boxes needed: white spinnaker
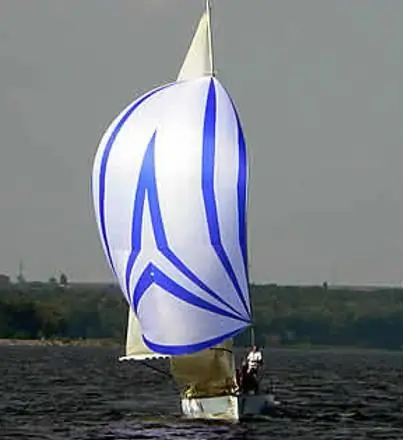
[106,5,215,361]
[92,77,250,355]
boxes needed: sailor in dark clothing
[237,359,259,394]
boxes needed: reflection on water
[0,346,402,439]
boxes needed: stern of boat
[238,392,279,418]
[181,394,239,421]
[181,392,280,421]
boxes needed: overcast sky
[1,0,402,285]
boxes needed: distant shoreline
[0,338,401,353]
[0,338,121,347]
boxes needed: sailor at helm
[246,345,263,375]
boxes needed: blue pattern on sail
[202,80,250,316]
[124,123,250,354]
[97,83,174,277]
[143,327,245,355]
[125,130,248,323]
[234,105,249,284]
[93,77,251,355]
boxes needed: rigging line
[140,360,183,395]
[209,347,233,355]
[141,360,173,379]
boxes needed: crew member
[246,345,263,376]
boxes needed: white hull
[181,393,279,421]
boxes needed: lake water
[0,346,402,439]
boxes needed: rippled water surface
[0,346,402,439]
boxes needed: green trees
[247,284,403,349]
[0,284,126,341]
[0,282,402,349]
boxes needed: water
[0,346,402,439]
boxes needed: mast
[250,325,256,346]
[17,258,26,284]
[249,262,255,346]
[206,0,215,76]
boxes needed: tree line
[0,282,402,350]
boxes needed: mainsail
[92,1,250,396]
[120,307,168,361]
[177,2,214,80]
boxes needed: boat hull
[181,393,278,421]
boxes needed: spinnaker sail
[92,1,250,365]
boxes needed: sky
[0,0,402,286]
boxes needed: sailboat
[92,1,277,421]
